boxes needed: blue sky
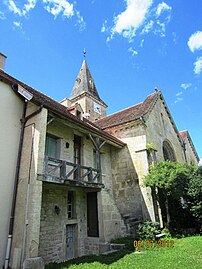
[0,0,202,163]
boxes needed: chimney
[0,52,7,71]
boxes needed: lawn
[46,236,202,269]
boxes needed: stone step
[99,242,111,253]
[102,249,119,255]
[110,243,125,251]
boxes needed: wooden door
[87,192,99,237]
[66,225,75,260]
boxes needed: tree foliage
[144,161,202,230]
[187,166,202,225]
[144,160,196,199]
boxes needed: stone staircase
[122,214,142,236]
[99,242,125,255]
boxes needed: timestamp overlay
[134,240,174,250]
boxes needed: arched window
[162,141,176,161]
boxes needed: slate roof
[0,69,125,147]
[70,60,104,103]
[95,91,159,129]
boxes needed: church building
[0,53,199,269]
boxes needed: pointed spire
[70,60,101,100]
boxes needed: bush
[137,221,161,240]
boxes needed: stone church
[0,53,199,268]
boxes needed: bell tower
[68,60,107,122]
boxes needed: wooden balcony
[37,156,104,189]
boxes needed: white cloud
[128,47,138,56]
[176,91,183,96]
[75,10,86,32]
[6,0,22,16]
[141,20,154,34]
[194,56,202,75]
[0,10,6,20]
[156,1,172,17]
[103,0,172,42]
[101,20,108,33]
[4,0,85,31]
[199,158,202,166]
[111,0,153,41]
[42,0,74,18]
[140,39,144,47]
[5,0,36,16]
[188,31,202,53]
[23,0,37,14]
[155,20,166,37]
[13,21,22,28]
[174,97,183,104]
[180,83,192,90]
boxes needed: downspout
[4,85,43,269]
[4,100,27,269]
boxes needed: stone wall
[146,97,185,163]
[105,121,156,223]
[10,103,47,268]
[39,119,127,263]
[39,183,87,263]
[184,136,199,165]
[70,94,107,121]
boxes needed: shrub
[137,221,161,240]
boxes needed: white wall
[0,81,24,268]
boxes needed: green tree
[187,166,202,230]
[144,161,197,226]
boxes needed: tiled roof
[95,91,159,129]
[179,130,199,161]
[179,130,188,141]
[0,69,125,147]
[67,103,80,112]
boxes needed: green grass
[46,236,202,269]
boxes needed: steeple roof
[70,60,101,101]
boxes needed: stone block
[23,257,44,269]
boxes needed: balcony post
[77,164,81,181]
[61,160,66,179]
[44,155,48,176]
[88,168,93,182]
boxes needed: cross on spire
[83,48,86,58]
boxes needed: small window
[67,192,75,219]
[45,135,58,158]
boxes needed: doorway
[87,192,99,237]
[66,224,75,260]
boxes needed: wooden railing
[44,156,102,185]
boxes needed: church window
[162,141,176,161]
